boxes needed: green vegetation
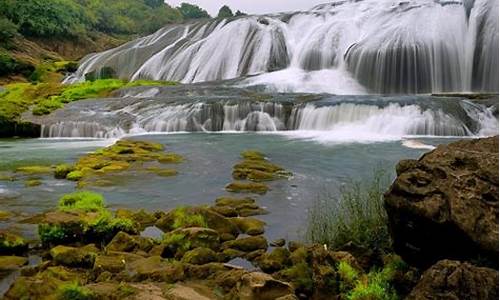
[177,3,210,19]
[0,0,182,38]
[57,282,94,300]
[217,5,234,18]
[306,171,391,251]
[171,207,207,229]
[347,261,401,300]
[58,191,105,212]
[0,51,34,77]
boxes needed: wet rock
[156,206,239,236]
[0,256,28,271]
[185,262,227,279]
[0,231,27,255]
[106,231,153,253]
[181,247,219,265]
[87,282,164,299]
[162,227,220,258]
[384,136,499,268]
[256,247,291,273]
[225,181,269,194]
[127,256,185,282]
[236,272,295,300]
[54,164,75,179]
[4,266,85,299]
[230,217,266,235]
[50,244,98,268]
[271,238,286,247]
[165,283,219,300]
[93,255,126,275]
[24,178,42,187]
[116,208,157,228]
[223,235,268,252]
[407,260,499,300]
[215,196,256,207]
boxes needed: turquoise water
[0,133,453,241]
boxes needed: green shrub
[177,3,210,19]
[58,191,105,212]
[0,52,34,77]
[217,5,233,18]
[306,170,391,251]
[57,282,94,300]
[0,16,18,47]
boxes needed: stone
[223,236,268,252]
[106,231,153,253]
[230,217,266,235]
[50,245,98,268]
[271,238,286,247]
[127,256,185,282]
[237,272,295,300]
[225,181,269,194]
[0,256,28,271]
[181,247,219,265]
[93,255,126,274]
[407,260,498,300]
[165,283,218,300]
[162,227,221,258]
[384,136,499,268]
[256,247,291,273]
[0,231,27,255]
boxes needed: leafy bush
[0,16,18,47]
[217,5,234,18]
[0,52,34,77]
[306,170,391,251]
[178,3,210,19]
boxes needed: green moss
[25,178,42,187]
[225,181,269,194]
[55,164,75,179]
[58,191,105,212]
[338,261,359,292]
[281,262,314,292]
[116,283,138,297]
[147,167,178,177]
[66,170,84,181]
[57,282,94,300]
[241,150,265,160]
[0,231,27,254]
[171,207,207,229]
[163,232,191,254]
[16,165,53,174]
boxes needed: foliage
[217,5,234,18]
[0,16,18,47]
[305,170,391,251]
[0,51,34,77]
[58,191,105,212]
[235,10,247,16]
[0,0,183,38]
[178,3,210,19]
[57,282,94,300]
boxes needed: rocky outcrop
[384,136,499,268]
[407,260,499,300]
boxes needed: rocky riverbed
[0,137,498,299]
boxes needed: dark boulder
[384,136,498,268]
[407,260,498,300]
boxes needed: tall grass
[306,170,391,251]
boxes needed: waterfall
[39,99,498,139]
[66,0,498,94]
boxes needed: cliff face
[384,136,499,269]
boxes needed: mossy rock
[0,210,11,220]
[215,197,256,207]
[66,170,83,181]
[50,244,98,268]
[146,167,178,177]
[106,231,153,253]
[225,181,269,195]
[162,227,220,258]
[222,235,268,252]
[0,231,27,255]
[115,209,157,228]
[93,255,127,275]
[25,178,42,187]
[230,217,266,236]
[0,256,28,271]
[241,150,266,160]
[54,164,75,179]
[15,165,53,174]
[4,266,85,299]
[156,206,239,236]
[127,256,185,282]
[256,247,291,273]
[156,153,183,164]
[181,247,219,265]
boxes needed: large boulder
[407,260,498,300]
[236,272,296,300]
[384,136,499,268]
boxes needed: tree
[144,0,164,8]
[217,5,233,18]
[177,3,210,19]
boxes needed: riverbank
[0,136,497,299]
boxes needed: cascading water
[37,88,498,142]
[66,0,498,94]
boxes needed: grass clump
[58,191,105,212]
[171,207,207,229]
[306,170,391,251]
[338,261,359,292]
[57,282,94,300]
